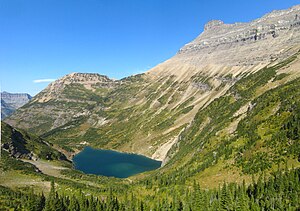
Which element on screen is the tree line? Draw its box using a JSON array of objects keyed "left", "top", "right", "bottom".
[{"left": 0, "top": 168, "right": 299, "bottom": 210}]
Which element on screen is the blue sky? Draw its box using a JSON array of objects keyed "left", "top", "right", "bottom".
[{"left": 1, "top": 0, "right": 299, "bottom": 96}]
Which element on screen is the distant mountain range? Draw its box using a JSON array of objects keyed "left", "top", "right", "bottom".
[{"left": 1, "top": 91, "right": 32, "bottom": 119}]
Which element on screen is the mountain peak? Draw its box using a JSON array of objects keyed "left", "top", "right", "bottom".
[
  {"left": 62, "top": 72, "right": 113, "bottom": 82},
  {"left": 175, "top": 4, "right": 300, "bottom": 68},
  {"left": 33, "top": 72, "right": 118, "bottom": 103},
  {"left": 204, "top": 20, "right": 224, "bottom": 31},
  {"left": 1, "top": 91, "right": 32, "bottom": 119}
]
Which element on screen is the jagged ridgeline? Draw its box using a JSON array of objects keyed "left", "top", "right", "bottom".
[{"left": 4, "top": 4, "right": 300, "bottom": 185}]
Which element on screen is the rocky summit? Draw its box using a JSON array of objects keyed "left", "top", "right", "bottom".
[
  {"left": 178, "top": 5, "right": 300, "bottom": 64},
  {"left": 149, "top": 5, "right": 300, "bottom": 79},
  {"left": 34, "top": 72, "right": 118, "bottom": 103},
  {"left": 1, "top": 91, "right": 32, "bottom": 119}
]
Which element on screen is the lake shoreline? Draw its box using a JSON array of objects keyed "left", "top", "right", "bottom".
[
  {"left": 72, "top": 146, "right": 162, "bottom": 178},
  {"left": 70, "top": 145, "right": 163, "bottom": 162}
]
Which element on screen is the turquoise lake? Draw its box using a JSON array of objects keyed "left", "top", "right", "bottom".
[{"left": 73, "top": 147, "right": 162, "bottom": 178}]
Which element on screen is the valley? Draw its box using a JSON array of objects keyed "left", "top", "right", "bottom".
[{"left": 1, "top": 4, "right": 300, "bottom": 210}]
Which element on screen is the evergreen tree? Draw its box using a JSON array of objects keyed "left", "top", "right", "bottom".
[
  {"left": 220, "top": 182, "right": 234, "bottom": 211},
  {"left": 68, "top": 196, "right": 80, "bottom": 211}
]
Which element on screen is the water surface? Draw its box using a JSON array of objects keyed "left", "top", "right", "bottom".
[{"left": 73, "top": 147, "right": 161, "bottom": 178}]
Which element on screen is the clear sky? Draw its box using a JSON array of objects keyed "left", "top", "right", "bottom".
[{"left": 1, "top": 0, "right": 299, "bottom": 96}]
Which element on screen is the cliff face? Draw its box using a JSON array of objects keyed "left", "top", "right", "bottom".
[
  {"left": 177, "top": 5, "right": 300, "bottom": 65},
  {"left": 1, "top": 92, "right": 32, "bottom": 119},
  {"left": 147, "top": 5, "right": 300, "bottom": 80}
]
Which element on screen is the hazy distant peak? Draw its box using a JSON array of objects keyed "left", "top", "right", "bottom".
[
  {"left": 1, "top": 91, "right": 32, "bottom": 98},
  {"left": 1, "top": 91, "right": 32, "bottom": 119}
]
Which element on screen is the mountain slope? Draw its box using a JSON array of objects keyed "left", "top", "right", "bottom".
[
  {"left": 153, "top": 54, "right": 300, "bottom": 187},
  {"left": 5, "top": 73, "right": 119, "bottom": 135},
  {"left": 1, "top": 122, "right": 67, "bottom": 161},
  {"left": 5, "top": 4, "right": 300, "bottom": 169}
]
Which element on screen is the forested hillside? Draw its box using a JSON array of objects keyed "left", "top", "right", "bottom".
[{"left": 1, "top": 168, "right": 299, "bottom": 210}]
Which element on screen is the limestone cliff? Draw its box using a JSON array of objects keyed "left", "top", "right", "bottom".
[{"left": 1, "top": 92, "right": 32, "bottom": 119}]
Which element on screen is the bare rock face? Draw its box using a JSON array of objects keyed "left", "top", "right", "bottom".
[
  {"left": 1, "top": 92, "right": 32, "bottom": 108},
  {"left": 1, "top": 92, "right": 32, "bottom": 119},
  {"left": 176, "top": 5, "right": 300, "bottom": 66},
  {"left": 204, "top": 20, "right": 224, "bottom": 31}
]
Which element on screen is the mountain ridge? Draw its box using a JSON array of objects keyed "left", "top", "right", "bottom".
[
  {"left": 148, "top": 4, "right": 300, "bottom": 81},
  {"left": 1, "top": 91, "right": 32, "bottom": 119}
]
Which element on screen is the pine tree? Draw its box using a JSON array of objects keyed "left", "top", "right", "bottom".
[
  {"left": 44, "top": 180, "right": 57, "bottom": 211},
  {"left": 68, "top": 196, "right": 80, "bottom": 211},
  {"left": 35, "top": 193, "right": 46, "bottom": 211},
  {"left": 237, "top": 192, "right": 249, "bottom": 211},
  {"left": 192, "top": 182, "right": 203, "bottom": 210},
  {"left": 220, "top": 182, "right": 234, "bottom": 211}
]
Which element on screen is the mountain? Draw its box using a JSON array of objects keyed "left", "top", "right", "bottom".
[
  {"left": 1, "top": 91, "right": 32, "bottom": 119},
  {"left": 6, "top": 5, "right": 300, "bottom": 162},
  {"left": 5, "top": 5, "right": 300, "bottom": 179},
  {"left": 1, "top": 5, "right": 300, "bottom": 211}
]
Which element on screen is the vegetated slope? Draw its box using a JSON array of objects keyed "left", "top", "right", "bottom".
[
  {"left": 150, "top": 54, "right": 300, "bottom": 187},
  {"left": 5, "top": 5, "right": 300, "bottom": 166},
  {"left": 6, "top": 69, "right": 216, "bottom": 161},
  {"left": 0, "top": 122, "right": 70, "bottom": 190},
  {"left": 1, "top": 168, "right": 299, "bottom": 210},
  {"left": 1, "top": 122, "right": 67, "bottom": 161}
]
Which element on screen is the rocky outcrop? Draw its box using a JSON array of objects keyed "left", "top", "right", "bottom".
[
  {"left": 1, "top": 122, "right": 68, "bottom": 161},
  {"left": 1, "top": 125, "right": 38, "bottom": 160},
  {"left": 1, "top": 92, "right": 32, "bottom": 119},
  {"left": 204, "top": 20, "right": 224, "bottom": 31}
]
